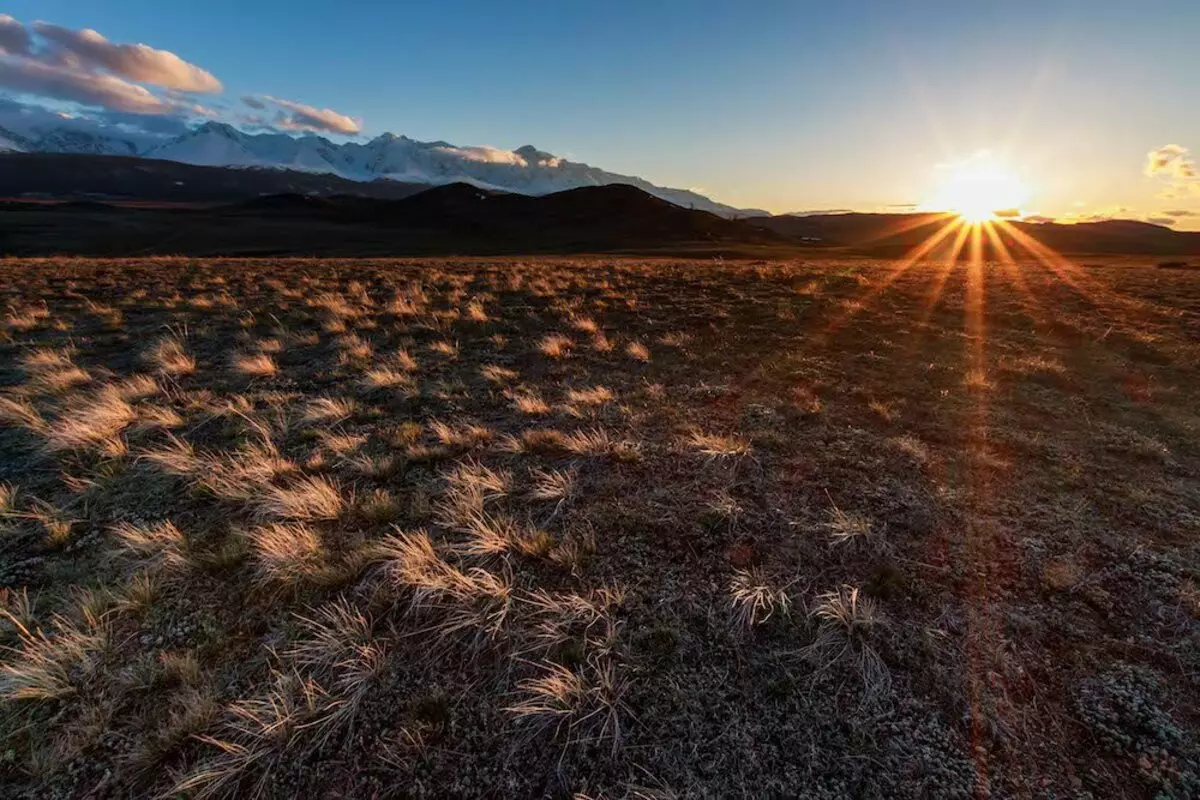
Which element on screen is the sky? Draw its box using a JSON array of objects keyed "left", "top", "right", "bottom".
[{"left": 1, "top": 0, "right": 1198, "bottom": 229}]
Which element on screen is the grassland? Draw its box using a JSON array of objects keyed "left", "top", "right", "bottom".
[{"left": 1, "top": 254, "right": 1198, "bottom": 798}]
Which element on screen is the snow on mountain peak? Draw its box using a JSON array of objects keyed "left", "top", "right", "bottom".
[{"left": 5, "top": 122, "right": 750, "bottom": 217}]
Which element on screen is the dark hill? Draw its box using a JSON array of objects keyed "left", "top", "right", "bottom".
[
  {"left": 751, "top": 212, "right": 1200, "bottom": 257},
  {"left": 0, "top": 182, "right": 793, "bottom": 257}
]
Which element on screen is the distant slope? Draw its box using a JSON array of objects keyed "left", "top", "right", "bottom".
[
  {"left": 0, "top": 153, "right": 429, "bottom": 204},
  {"left": 752, "top": 212, "right": 1200, "bottom": 256},
  {"left": 0, "top": 182, "right": 793, "bottom": 257}
]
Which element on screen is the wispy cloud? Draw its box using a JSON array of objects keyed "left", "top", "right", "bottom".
[{"left": 256, "top": 95, "right": 361, "bottom": 135}]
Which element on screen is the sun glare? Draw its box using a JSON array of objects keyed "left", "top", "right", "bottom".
[{"left": 930, "top": 154, "right": 1029, "bottom": 223}]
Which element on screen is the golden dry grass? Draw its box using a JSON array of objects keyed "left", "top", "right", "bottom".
[{"left": 1, "top": 255, "right": 1199, "bottom": 799}]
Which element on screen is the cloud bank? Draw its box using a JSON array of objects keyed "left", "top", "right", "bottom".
[{"left": 0, "top": 15, "right": 360, "bottom": 139}]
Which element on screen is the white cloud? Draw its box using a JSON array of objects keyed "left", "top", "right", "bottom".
[
  {"left": 31, "top": 22, "right": 221, "bottom": 93},
  {"left": 433, "top": 144, "right": 527, "bottom": 165}
]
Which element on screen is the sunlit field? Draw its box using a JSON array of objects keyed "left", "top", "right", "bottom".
[{"left": 2, "top": 255, "right": 1199, "bottom": 798}]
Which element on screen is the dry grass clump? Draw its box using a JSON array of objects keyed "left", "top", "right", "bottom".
[
  {"left": 136, "top": 403, "right": 185, "bottom": 431},
  {"left": 301, "top": 397, "right": 358, "bottom": 424},
  {"left": 391, "top": 348, "right": 419, "bottom": 372},
  {"left": 804, "top": 585, "right": 888, "bottom": 697},
  {"left": 0, "top": 609, "right": 108, "bottom": 701},
  {"left": 566, "top": 386, "right": 615, "bottom": 406},
  {"left": 387, "top": 289, "right": 426, "bottom": 317},
  {"left": 685, "top": 429, "right": 752, "bottom": 459},
  {"left": 563, "top": 427, "right": 640, "bottom": 460},
  {"left": 233, "top": 353, "right": 279, "bottom": 377},
  {"left": 810, "top": 585, "right": 879, "bottom": 638},
  {"left": 507, "top": 654, "right": 627, "bottom": 755},
  {"left": 465, "top": 299, "right": 490, "bottom": 322},
  {"left": 0, "top": 482, "right": 15, "bottom": 516},
  {"left": 511, "top": 390, "right": 551, "bottom": 415},
  {"left": 5, "top": 304, "right": 51, "bottom": 332},
  {"left": 429, "top": 420, "right": 494, "bottom": 448},
  {"left": 20, "top": 348, "right": 91, "bottom": 394},
  {"left": 246, "top": 522, "right": 326, "bottom": 585},
  {"left": 729, "top": 569, "right": 792, "bottom": 629},
  {"left": 139, "top": 434, "right": 202, "bottom": 478},
  {"left": 361, "top": 366, "right": 415, "bottom": 391},
  {"left": 454, "top": 511, "right": 526, "bottom": 557},
  {"left": 625, "top": 341, "right": 650, "bottom": 361},
  {"left": 569, "top": 315, "right": 600, "bottom": 334},
  {"left": 867, "top": 398, "right": 894, "bottom": 422},
  {"left": 889, "top": 434, "right": 930, "bottom": 465},
  {"left": 429, "top": 340, "right": 460, "bottom": 359},
  {"left": 547, "top": 529, "right": 598, "bottom": 574},
  {"left": 528, "top": 467, "right": 575, "bottom": 503},
  {"left": 355, "top": 488, "right": 405, "bottom": 525},
  {"left": 539, "top": 334, "right": 573, "bottom": 359},
  {"left": 442, "top": 459, "right": 512, "bottom": 509},
  {"left": 377, "top": 529, "right": 514, "bottom": 644},
  {"left": 27, "top": 365, "right": 93, "bottom": 395},
  {"left": 168, "top": 671, "right": 329, "bottom": 798},
  {"left": 0, "top": 395, "right": 48, "bottom": 433},
  {"left": 115, "top": 374, "right": 161, "bottom": 401},
  {"left": 256, "top": 475, "right": 345, "bottom": 521},
  {"left": 145, "top": 335, "right": 196, "bottom": 376},
  {"left": 44, "top": 387, "right": 137, "bottom": 452},
  {"left": 285, "top": 601, "right": 388, "bottom": 734},
  {"left": 824, "top": 504, "right": 874, "bottom": 547},
  {"left": 336, "top": 333, "right": 374, "bottom": 363},
  {"left": 481, "top": 364, "right": 519, "bottom": 384},
  {"left": 111, "top": 519, "right": 193, "bottom": 572}
]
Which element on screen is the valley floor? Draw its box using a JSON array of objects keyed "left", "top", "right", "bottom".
[{"left": 1, "top": 255, "right": 1198, "bottom": 798}]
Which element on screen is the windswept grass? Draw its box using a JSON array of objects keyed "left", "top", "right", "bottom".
[{"left": 3, "top": 256, "right": 1196, "bottom": 799}]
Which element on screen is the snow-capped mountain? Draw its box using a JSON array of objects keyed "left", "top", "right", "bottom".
[
  {"left": 32, "top": 128, "right": 140, "bottom": 157},
  {"left": 2, "top": 120, "right": 764, "bottom": 218},
  {"left": 0, "top": 125, "right": 35, "bottom": 153}
]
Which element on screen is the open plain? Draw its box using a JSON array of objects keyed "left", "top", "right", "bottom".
[{"left": 1, "top": 254, "right": 1198, "bottom": 798}]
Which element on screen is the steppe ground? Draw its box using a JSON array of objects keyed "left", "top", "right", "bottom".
[{"left": 1, "top": 254, "right": 1198, "bottom": 799}]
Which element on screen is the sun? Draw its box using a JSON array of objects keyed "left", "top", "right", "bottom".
[{"left": 929, "top": 154, "right": 1029, "bottom": 223}]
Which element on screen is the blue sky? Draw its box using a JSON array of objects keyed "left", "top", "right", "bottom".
[{"left": 3, "top": 1, "right": 1198, "bottom": 226}]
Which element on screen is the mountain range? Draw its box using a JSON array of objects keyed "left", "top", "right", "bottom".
[{"left": 0, "top": 120, "right": 763, "bottom": 218}]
